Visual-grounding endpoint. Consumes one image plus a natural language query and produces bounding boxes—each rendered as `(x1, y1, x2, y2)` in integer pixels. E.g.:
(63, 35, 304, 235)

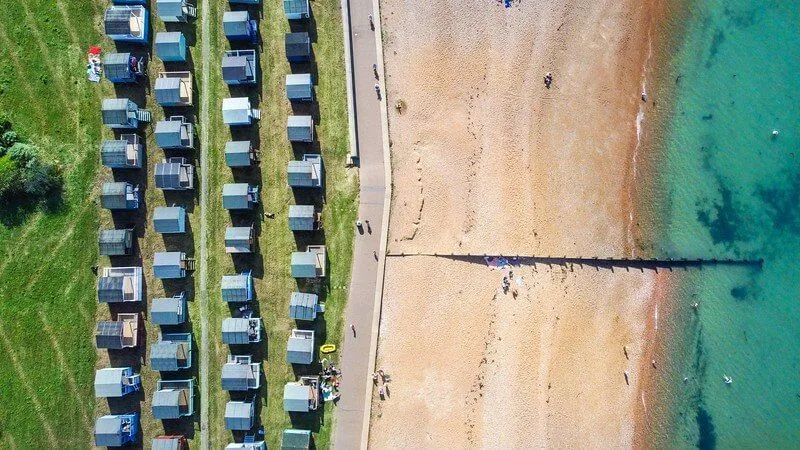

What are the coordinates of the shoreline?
(372, 0, 674, 446)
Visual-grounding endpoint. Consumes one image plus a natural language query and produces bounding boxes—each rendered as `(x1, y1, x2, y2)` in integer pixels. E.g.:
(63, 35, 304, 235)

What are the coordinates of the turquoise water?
(652, 0, 800, 447)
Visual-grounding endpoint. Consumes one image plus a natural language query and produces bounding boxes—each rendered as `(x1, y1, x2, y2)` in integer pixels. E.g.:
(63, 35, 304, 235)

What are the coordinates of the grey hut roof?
(225, 226, 252, 252)
(154, 77, 182, 104)
(224, 401, 253, 430)
(225, 141, 252, 167)
(282, 429, 312, 450)
(153, 251, 184, 278)
(221, 318, 257, 344)
(104, 53, 131, 80)
(97, 276, 123, 302)
(283, 0, 309, 16)
(95, 368, 126, 398)
(101, 139, 130, 167)
(291, 252, 318, 277)
(287, 161, 313, 187)
(95, 415, 125, 447)
(221, 273, 251, 302)
(155, 120, 184, 148)
(104, 8, 133, 35)
(287, 115, 313, 142)
(153, 206, 185, 233)
(289, 292, 318, 321)
(99, 229, 132, 256)
(222, 183, 251, 209)
(221, 362, 258, 391)
(286, 73, 313, 100)
(285, 32, 310, 57)
(288, 205, 315, 231)
(283, 383, 311, 412)
(223, 11, 250, 36)
(152, 437, 183, 450)
(222, 54, 255, 82)
(155, 161, 192, 189)
(152, 389, 182, 419)
(151, 296, 185, 325)
(157, 0, 185, 18)
(155, 31, 182, 44)
(101, 182, 131, 209)
(150, 341, 185, 371)
(102, 98, 132, 125)
(95, 321, 123, 349)
(287, 331, 314, 364)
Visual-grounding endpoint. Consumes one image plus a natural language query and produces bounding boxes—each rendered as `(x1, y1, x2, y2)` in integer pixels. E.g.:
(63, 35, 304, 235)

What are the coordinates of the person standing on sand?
(351, 324, 356, 337)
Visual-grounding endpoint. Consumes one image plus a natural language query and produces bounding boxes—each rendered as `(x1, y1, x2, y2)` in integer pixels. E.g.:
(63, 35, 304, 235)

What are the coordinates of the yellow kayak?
(320, 344, 337, 354)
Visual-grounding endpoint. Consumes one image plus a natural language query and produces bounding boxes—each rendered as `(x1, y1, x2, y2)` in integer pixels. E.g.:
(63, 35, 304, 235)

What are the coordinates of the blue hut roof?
(152, 389, 181, 419)
(224, 401, 253, 430)
(225, 141, 252, 167)
(151, 295, 186, 325)
(95, 415, 134, 447)
(153, 252, 185, 279)
(223, 11, 250, 36)
(154, 77, 182, 104)
(221, 273, 252, 302)
(289, 292, 318, 321)
(282, 429, 312, 450)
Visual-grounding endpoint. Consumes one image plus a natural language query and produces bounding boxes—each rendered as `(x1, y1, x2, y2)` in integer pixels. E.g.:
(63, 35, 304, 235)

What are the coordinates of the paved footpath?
(333, 0, 389, 448)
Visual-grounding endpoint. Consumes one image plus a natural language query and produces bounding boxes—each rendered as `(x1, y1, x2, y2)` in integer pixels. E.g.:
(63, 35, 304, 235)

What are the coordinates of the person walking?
(350, 323, 356, 337)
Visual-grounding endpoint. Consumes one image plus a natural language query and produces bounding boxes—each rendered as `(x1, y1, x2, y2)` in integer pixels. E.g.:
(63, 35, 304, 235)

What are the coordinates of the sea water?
(650, 0, 800, 447)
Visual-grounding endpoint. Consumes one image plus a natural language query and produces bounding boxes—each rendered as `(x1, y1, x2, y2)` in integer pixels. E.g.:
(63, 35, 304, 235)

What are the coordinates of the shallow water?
(652, 0, 800, 447)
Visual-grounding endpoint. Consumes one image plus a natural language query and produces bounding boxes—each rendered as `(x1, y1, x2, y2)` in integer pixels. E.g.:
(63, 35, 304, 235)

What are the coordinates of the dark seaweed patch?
(730, 286, 748, 300)
(757, 172, 800, 235)
(696, 186, 746, 249)
(706, 29, 725, 68)
(723, 6, 761, 29)
(696, 406, 718, 450)
(702, 114, 714, 121)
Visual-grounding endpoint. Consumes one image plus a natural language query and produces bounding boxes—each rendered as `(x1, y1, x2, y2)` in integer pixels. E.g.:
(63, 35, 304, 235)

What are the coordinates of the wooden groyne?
(385, 253, 764, 271)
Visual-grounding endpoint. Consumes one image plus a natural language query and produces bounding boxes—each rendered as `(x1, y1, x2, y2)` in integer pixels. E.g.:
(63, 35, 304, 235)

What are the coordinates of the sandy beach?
(371, 0, 664, 447)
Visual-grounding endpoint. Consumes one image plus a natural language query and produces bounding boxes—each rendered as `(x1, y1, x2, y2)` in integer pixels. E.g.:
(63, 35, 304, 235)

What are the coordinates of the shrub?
(1, 130, 19, 149)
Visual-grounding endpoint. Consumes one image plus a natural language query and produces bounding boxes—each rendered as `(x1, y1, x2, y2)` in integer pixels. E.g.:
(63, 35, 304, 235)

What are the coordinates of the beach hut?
(101, 98, 150, 129)
(222, 97, 261, 126)
(95, 314, 139, 349)
(287, 116, 314, 143)
(222, 317, 262, 344)
(155, 157, 194, 190)
(155, 116, 194, 149)
(156, 0, 196, 22)
(287, 154, 323, 188)
(283, 0, 310, 20)
(94, 413, 139, 447)
(101, 134, 143, 169)
(285, 32, 311, 62)
(283, 377, 319, 412)
(155, 32, 188, 62)
(221, 355, 261, 391)
(153, 251, 192, 279)
(289, 292, 318, 321)
(225, 225, 254, 253)
(230, 0, 260, 5)
(98, 229, 134, 256)
(150, 333, 192, 371)
(288, 205, 318, 231)
(104, 6, 148, 43)
(286, 329, 314, 365)
(112, 0, 147, 4)
(153, 436, 188, 450)
(101, 182, 140, 210)
(224, 400, 255, 431)
(223, 11, 258, 43)
(103, 52, 147, 83)
(153, 206, 186, 234)
(98, 266, 143, 303)
(227, 440, 266, 450)
(94, 367, 141, 398)
(222, 50, 258, 85)
(221, 271, 254, 303)
(151, 293, 187, 325)
(152, 379, 194, 420)
(225, 141, 257, 168)
(281, 430, 312, 450)
(286, 73, 313, 102)
(290, 245, 326, 278)
(222, 183, 260, 210)
(155, 72, 193, 106)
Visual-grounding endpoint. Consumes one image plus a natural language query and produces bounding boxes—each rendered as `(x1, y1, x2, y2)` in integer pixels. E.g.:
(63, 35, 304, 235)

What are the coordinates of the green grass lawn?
(0, 0, 354, 447)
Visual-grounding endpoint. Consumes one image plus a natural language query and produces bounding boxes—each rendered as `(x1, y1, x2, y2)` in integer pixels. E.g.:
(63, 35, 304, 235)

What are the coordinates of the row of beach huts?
(92, 0, 321, 448)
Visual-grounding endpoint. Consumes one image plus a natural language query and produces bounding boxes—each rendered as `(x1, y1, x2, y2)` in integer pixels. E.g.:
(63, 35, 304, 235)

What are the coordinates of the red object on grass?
(88, 46, 102, 55)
